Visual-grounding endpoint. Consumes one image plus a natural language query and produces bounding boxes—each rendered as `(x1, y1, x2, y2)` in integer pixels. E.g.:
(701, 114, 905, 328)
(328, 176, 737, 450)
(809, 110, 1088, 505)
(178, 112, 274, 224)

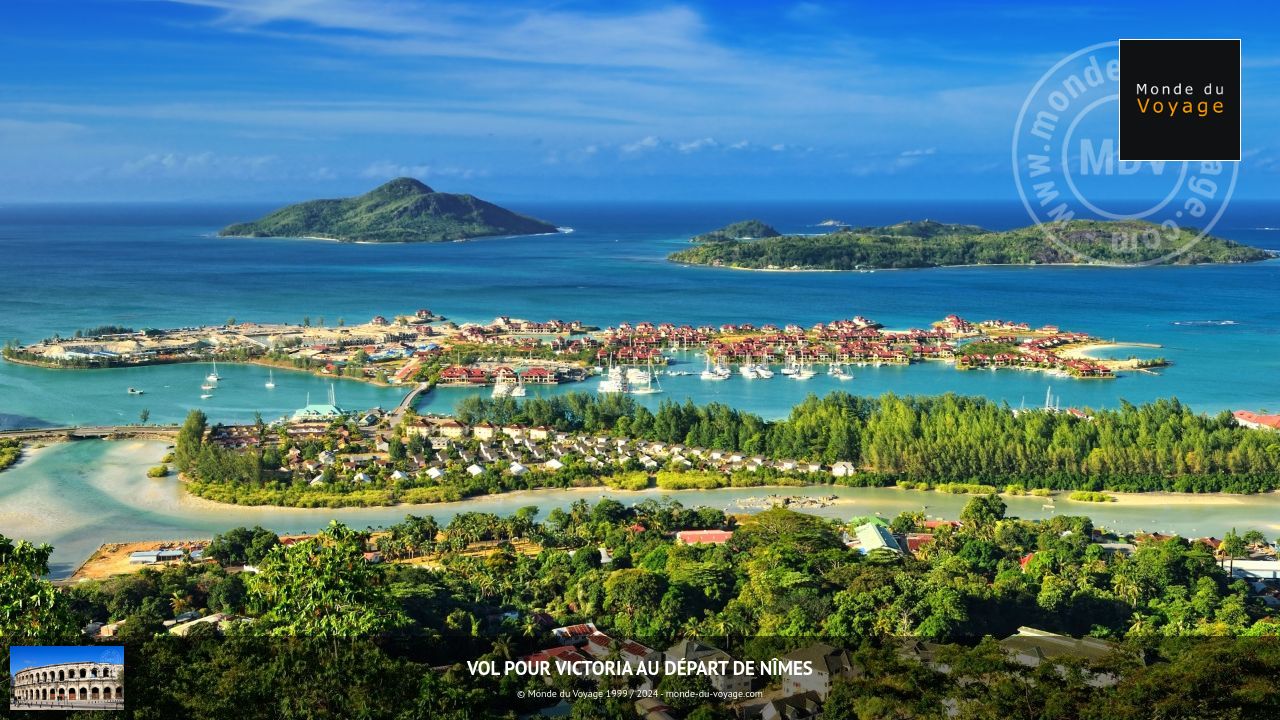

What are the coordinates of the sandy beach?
(1058, 342, 1164, 370)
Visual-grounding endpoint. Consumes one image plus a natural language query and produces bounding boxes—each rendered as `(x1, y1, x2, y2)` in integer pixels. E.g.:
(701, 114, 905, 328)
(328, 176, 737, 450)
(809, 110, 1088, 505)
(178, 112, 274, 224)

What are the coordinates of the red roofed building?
(522, 645, 591, 666)
(552, 622, 598, 645)
(676, 530, 734, 545)
(923, 520, 962, 530)
(905, 533, 934, 555)
(1234, 410, 1280, 431)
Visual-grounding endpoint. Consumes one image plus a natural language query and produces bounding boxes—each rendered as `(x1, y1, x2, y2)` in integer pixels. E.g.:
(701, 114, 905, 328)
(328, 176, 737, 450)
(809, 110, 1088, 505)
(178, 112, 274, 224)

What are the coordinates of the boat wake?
(1171, 320, 1239, 327)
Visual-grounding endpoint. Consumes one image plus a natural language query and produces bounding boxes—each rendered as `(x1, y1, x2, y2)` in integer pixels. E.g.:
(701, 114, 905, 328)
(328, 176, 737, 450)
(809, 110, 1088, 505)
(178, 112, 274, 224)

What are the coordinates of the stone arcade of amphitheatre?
(10, 661, 124, 710)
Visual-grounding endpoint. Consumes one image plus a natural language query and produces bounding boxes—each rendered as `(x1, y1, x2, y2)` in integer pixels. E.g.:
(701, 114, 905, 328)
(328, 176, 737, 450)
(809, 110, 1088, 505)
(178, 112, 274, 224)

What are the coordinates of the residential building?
(775, 642, 859, 700)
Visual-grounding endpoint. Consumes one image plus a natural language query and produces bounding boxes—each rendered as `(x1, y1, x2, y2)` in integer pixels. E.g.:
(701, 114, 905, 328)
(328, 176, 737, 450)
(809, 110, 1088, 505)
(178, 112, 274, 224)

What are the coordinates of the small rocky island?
(219, 177, 558, 243)
(670, 219, 1273, 269)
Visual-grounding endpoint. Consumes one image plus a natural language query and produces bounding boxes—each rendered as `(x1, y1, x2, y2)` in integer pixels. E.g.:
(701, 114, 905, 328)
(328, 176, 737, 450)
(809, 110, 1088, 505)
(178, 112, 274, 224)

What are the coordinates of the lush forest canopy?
(219, 177, 558, 243)
(669, 219, 1273, 269)
(176, 391, 1280, 507)
(453, 391, 1280, 492)
(3, 497, 1278, 719)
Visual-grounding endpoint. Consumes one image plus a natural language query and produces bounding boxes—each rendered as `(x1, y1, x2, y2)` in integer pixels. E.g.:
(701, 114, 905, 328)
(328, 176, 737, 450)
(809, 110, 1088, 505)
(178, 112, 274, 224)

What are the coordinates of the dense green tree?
(248, 521, 408, 638)
(0, 534, 79, 643)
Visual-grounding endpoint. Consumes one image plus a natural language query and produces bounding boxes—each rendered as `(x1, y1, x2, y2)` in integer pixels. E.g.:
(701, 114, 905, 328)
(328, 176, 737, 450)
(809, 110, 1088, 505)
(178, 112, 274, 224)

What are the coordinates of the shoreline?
(1058, 342, 1166, 371)
(675, 257, 1276, 273)
(178, 475, 1279, 512)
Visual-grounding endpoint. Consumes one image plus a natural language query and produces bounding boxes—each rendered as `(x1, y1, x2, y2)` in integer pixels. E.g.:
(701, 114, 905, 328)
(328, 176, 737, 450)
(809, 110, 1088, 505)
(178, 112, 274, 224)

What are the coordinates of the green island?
(175, 391, 1280, 508)
(219, 177, 558, 243)
(6, 496, 1278, 718)
(669, 219, 1275, 269)
(691, 219, 781, 242)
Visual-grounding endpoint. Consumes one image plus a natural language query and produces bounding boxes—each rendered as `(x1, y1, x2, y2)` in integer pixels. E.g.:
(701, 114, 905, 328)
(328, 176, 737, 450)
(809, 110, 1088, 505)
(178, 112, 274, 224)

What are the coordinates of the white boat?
(829, 364, 854, 381)
(127, 387, 144, 395)
(265, 369, 275, 389)
(738, 356, 761, 379)
(492, 379, 514, 398)
(699, 356, 729, 381)
(510, 372, 527, 397)
(755, 365, 774, 379)
(200, 382, 216, 391)
(789, 362, 816, 380)
(629, 359, 663, 395)
(780, 360, 797, 376)
(206, 360, 220, 383)
(626, 367, 651, 384)
(200, 393, 213, 399)
(598, 366, 628, 393)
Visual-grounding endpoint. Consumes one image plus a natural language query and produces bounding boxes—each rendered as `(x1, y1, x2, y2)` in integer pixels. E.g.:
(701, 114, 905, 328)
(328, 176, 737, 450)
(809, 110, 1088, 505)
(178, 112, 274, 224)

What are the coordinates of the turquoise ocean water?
(2, 200, 1277, 425)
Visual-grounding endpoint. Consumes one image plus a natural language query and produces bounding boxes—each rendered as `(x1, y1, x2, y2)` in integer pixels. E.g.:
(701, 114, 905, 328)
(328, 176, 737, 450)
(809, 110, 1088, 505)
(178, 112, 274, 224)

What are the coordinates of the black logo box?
(1119, 39, 1240, 162)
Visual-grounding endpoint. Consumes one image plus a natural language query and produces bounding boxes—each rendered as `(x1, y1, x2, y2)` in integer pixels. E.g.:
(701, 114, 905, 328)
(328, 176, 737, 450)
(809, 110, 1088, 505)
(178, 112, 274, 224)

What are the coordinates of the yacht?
(509, 373, 527, 397)
(127, 387, 144, 395)
(625, 366, 652, 384)
(755, 364, 775, 379)
(205, 360, 221, 383)
(629, 359, 663, 395)
(597, 366, 628, 393)
(200, 393, 213, 400)
(830, 364, 854, 381)
(265, 369, 276, 389)
(699, 356, 730, 381)
(492, 379, 514, 398)
(201, 382, 216, 391)
(789, 362, 816, 380)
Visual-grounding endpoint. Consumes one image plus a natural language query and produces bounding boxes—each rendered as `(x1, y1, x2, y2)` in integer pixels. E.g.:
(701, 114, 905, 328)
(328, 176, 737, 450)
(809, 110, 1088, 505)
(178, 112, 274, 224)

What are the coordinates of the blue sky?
(0, 0, 1277, 202)
(9, 646, 124, 675)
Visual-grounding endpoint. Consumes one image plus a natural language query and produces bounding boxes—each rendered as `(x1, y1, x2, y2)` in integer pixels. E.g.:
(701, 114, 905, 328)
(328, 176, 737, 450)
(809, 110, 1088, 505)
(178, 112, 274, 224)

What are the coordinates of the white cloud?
(116, 151, 276, 178)
(620, 136, 662, 155)
(728, 140, 750, 150)
(165, 1, 723, 73)
(0, 117, 86, 142)
(899, 147, 936, 157)
(677, 137, 718, 154)
(359, 161, 484, 180)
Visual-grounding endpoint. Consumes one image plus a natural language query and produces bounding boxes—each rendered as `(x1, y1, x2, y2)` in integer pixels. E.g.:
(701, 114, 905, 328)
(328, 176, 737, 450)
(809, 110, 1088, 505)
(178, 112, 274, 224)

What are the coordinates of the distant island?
(669, 219, 1274, 269)
(690, 219, 780, 242)
(219, 177, 558, 243)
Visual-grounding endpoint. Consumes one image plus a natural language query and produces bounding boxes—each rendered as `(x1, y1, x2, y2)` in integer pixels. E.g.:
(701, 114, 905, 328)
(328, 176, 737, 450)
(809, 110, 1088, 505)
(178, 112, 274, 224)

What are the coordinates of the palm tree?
(490, 635, 514, 661)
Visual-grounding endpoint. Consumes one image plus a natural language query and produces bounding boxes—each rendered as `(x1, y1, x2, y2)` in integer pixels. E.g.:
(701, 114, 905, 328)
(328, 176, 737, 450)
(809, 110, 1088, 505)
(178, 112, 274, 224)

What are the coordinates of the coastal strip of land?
(2, 309, 1163, 402)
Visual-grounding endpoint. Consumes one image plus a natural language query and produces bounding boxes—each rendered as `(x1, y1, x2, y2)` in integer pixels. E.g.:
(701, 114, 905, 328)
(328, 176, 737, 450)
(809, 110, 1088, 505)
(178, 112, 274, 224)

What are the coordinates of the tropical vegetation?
(670, 219, 1273, 269)
(3, 496, 1278, 718)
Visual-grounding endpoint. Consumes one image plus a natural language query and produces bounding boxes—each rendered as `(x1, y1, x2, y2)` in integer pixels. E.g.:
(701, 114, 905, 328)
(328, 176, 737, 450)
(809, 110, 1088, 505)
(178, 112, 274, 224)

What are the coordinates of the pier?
(0, 425, 180, 442)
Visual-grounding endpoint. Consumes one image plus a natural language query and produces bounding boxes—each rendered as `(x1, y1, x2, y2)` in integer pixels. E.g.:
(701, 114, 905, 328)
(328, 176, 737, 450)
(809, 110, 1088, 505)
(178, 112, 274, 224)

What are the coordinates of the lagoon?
(6, 440, 1280, 578)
